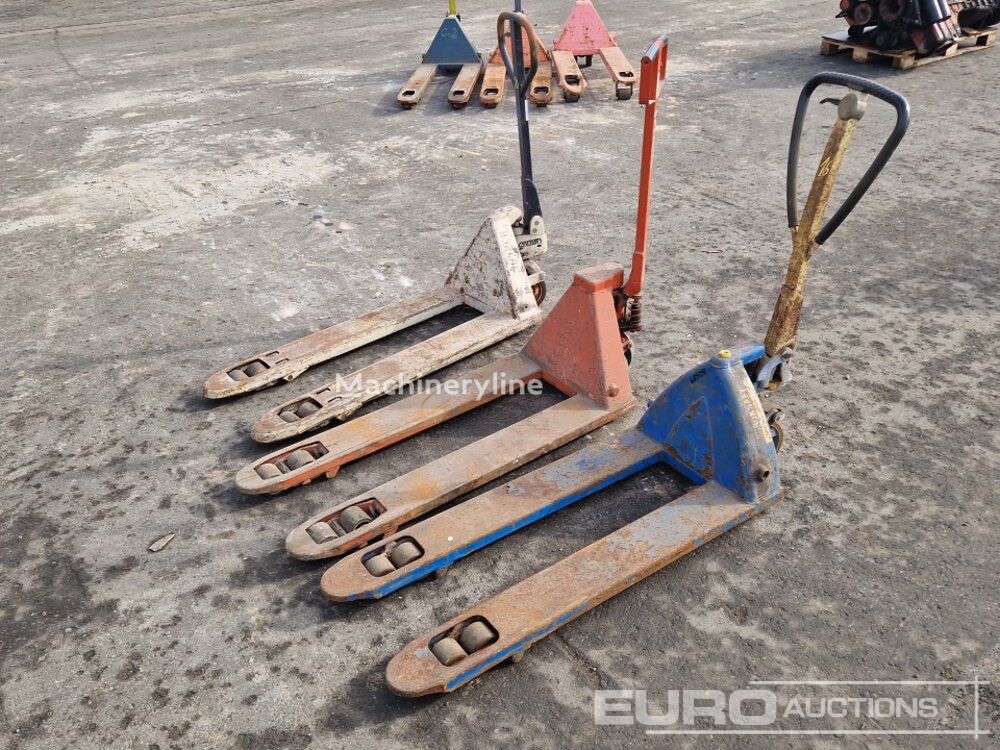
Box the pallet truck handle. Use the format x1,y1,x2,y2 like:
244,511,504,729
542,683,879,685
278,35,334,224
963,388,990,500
497,9,544,228
497,12,542,103
760,72,910,369
787,72,910,246
638,34,669,105
620,34,669,303
449,0,458,18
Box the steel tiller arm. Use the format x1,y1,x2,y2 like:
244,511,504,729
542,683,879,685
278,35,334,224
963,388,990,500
497,10,543,229
617,34,668,332
755,72,910,391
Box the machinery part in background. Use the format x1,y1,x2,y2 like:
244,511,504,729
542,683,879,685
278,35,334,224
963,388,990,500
953,0,1000,27
838,0,1000,53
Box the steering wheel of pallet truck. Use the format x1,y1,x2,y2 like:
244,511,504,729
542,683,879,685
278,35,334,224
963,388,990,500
497,11,542,100
788,72,910,246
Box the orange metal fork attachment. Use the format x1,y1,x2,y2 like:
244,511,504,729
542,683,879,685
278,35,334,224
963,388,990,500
480,12,554,108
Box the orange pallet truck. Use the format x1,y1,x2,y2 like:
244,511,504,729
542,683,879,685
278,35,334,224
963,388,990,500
242,13,669,518
481,1,554,107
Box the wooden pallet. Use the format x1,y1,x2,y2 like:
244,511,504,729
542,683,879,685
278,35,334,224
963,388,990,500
821,26,997,70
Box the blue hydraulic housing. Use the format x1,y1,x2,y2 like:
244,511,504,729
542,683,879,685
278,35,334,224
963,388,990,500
423,15,481,69
640,343,781,503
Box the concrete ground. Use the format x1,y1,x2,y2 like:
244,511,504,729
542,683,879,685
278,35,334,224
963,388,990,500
1,0,997,747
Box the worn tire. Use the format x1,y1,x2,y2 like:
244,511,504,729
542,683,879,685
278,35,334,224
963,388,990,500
284,449,315,471
306,521,338,544
770,422,785,453
524,260,546,305
363,554,395,577
255,463,282,480
458,622,495,653
338,506,372,533
295,400,321,418
431,638,466,666
388,541,421,568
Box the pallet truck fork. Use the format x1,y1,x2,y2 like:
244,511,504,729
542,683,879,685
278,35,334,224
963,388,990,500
373,73,910,697
204,23,550,444
240,13,668,501
552,1,636,102
481,3,554,108
398,1,483,109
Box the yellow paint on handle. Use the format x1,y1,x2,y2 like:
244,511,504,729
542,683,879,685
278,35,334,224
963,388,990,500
449,0,458,16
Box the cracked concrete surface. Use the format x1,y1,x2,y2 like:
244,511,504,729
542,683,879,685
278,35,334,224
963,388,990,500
1,0,997,748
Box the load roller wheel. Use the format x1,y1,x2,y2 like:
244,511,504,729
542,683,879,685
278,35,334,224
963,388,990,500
562,91,580,103
284,449,315,471
296,401,321,418
243,361,267,377
255,463,281,480
338,506,372,533
388,541,422,568
431,637,467,666
363,554,395,577
770,421,785,453
577,55,593,68
229,368,250,382
306,521,338,544
458,621,495,653
524,260,546,305
279,408,300,423
616,84,633,101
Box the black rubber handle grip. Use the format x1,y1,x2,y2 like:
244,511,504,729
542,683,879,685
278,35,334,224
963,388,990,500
787,72,910,245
